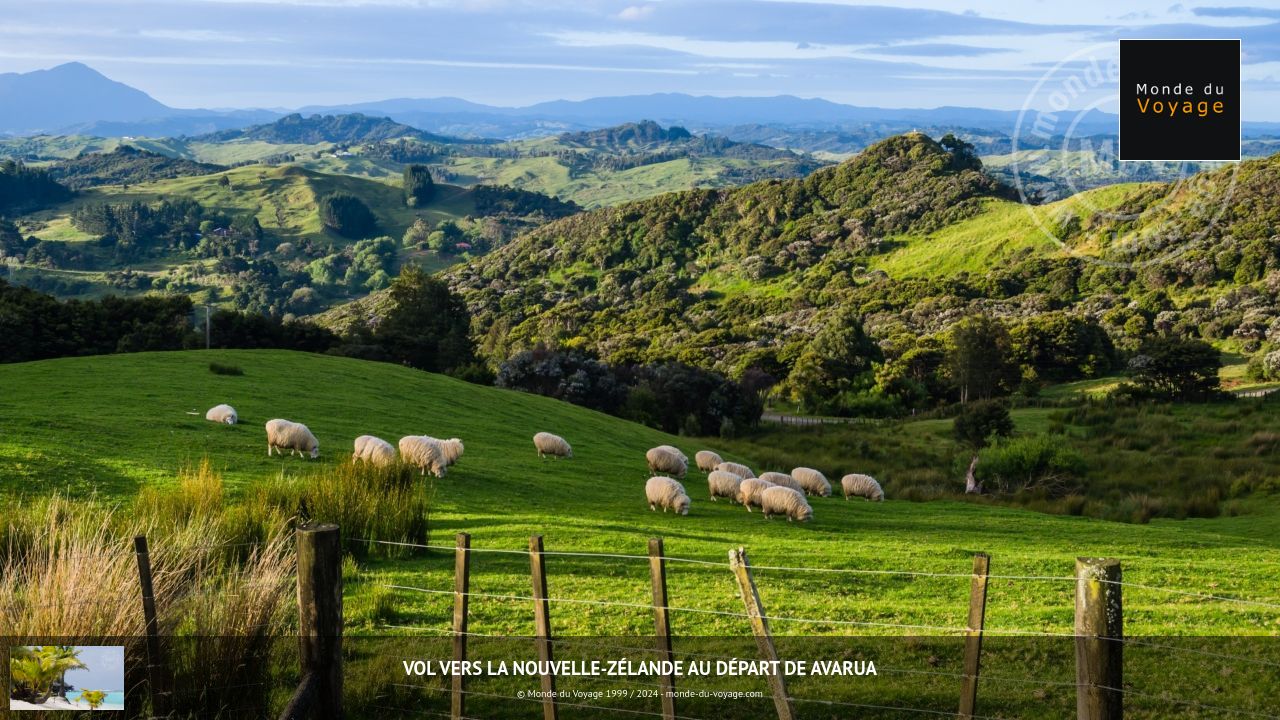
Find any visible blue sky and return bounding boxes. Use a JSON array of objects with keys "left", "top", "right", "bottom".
[
  {"left": 1, "top": 1, "right": 1278, "bottom": 117},
  {"left": 61, "top": 646, "right": 125, "bottom": 693}
]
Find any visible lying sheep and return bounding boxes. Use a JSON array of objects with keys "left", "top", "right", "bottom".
[
  {"left": 399, "top": 435, "right": 449, "bottom": 477},
  {"left": 841, "top": 473, "right": 884, "bottom": 502},
  {"left": 791, "top": 467, "right": 832, "bottom": 497},
  {"left": 716, "top": 461, "right": 756, "bottom": 479},
  {"left": 737, "top": 477, "right": 776, "bottom": 512},
  {"left": 353, "top": 435, "right": 396, "bottom": 467},
  {"left": 760, "top": 486, "right": 813, "bottom": 522},
  {"left": 206, "top": 404, "right": 238, "bottom": 425},
  {"left": 645, "top": 476, "right": 691, "bottom": 516},
  {"left": 439, "top": 438, "right": 465, "bottom": 466},
  {"left": 265, "top": 419, "right": 319, "bottom": 459},
  {"left": 533, "top": 432, "right": 573, "bottom": 459},
  {"left": 707, "top": 470, "right": 743, "bottom": 503},
  {"left": 646, "top": 446, "right": 688, "bottom": 478},
  {"left": 759, "top": 471, "right": 804, "bottom": 493},
  {"left": 695, "top": 450, "right": 723, "bottom": 473}
]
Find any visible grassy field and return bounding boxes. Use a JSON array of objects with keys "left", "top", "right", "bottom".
[{"left": 1, "top": 349, "right": 1278, "bottom": 644}]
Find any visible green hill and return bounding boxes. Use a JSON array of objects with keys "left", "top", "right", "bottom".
[
  {"left": 48, "top": 145, "right": 226, "bottom": 189},
  {"left": 1, "top": 349, "right": 1278, "bottom": 641},
  {"left": 195, "top": 112, "right": 473, "bottom": 145}
]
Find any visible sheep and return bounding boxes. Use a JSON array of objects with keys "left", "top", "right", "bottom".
[
  {"left": 205, "top": 404, "right": 238, "bottom": 425},
  {"left": 439, "top": 438, "right": 465, "bottom": 466},
  {"left": 760, "top": 486, "right": 813, "bottom": 522},
  {"left": 646, "top": 446, "right": 688, "bottom": 478},
  {"left": 656, "top": 445, "right": 688, "bottom": 463},
  {"left": 353, "top": 435, "right": 396, "bottom": 467},
  {"left": 265, "top": 419, "right": 319, "bottom": 459},
  {"left": 716, "top": 461, "right": 756, "bottom": 479},
  {"left": 841, "top": 473, "right": 884, "bottom": 502},
  {"left": 695, "top": 450, "right": 723, "bottom": 473},
  {"left": 707, "top": 470, "right": 743, "bottom": 503},
  {"left": 399, "top": 435, "right": 449, "bottom": 477},
  {"left": 533, "top": 432, "right": 573, "bottom": 459},
  {"left": 737, "top": 477, "right": 776, "bottom": 512},
  {"left": 645, "top": 476, "right": 691, "bottom": 515},
  {"left": 759, "top": 471, "right": 804, "bottom": 493},
  {"left": 791, "top": 467, "right": 832, "bottom": 497}
]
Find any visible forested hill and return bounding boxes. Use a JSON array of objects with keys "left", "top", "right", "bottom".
[
  {"left": 49, "top": 146, "right": 225, "bottom": 189},
  {"left": 447, "top": 132, "right": 1280, "bottom": 415},
  {"left": 559, "top": 119, "right": 814, "bottom": 162},
  {"left": 196, "top": 113, "right": 475, "bottom": 145}
]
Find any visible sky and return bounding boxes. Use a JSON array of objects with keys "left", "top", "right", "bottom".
[
  {"left": 60, "top": 646, "right": 125, "bottom": 693},
  {"left": 0, "top": 0, "right": 1279, "bottom": 117}
]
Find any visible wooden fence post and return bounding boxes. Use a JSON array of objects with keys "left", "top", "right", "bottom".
[
  {"left": 452, "top": 533, "right": 471, "bottom": 720},
  {"left": 529, "top": 535, "right": 558, "bottom": 720},
  {"left": 296, "top": 523, "right": 343, "bottom": 720},
  {"left": 134, "top": 535, "right": 168, "bottom": 717},
  {"left": 1075, "top": 558, "right": 1122, "bottom": 720},
  {"left": 728, "top": 547, "right": 795, "bottom": 720},
  {"left": 648, "top": 538, "right": 677, "bottom": 720},
  {"left": 958, "top": 552, "right": 990, "bottom": 719}
]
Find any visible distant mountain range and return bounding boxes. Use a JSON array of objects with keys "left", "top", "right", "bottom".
[{"left": 4, "top": 62, "right": 1280, "bottom": 144}]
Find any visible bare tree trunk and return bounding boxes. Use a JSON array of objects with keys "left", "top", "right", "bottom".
[{"left": 964, "top": 453, "right": 982, "bottom": 494}]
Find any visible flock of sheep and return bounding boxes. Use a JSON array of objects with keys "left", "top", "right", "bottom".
[
  {"left": 204, "top": 407, "right": 881, "bottom": 524},
  {"left": 641, "top": 446, "right": 883, "bottom": 523}
]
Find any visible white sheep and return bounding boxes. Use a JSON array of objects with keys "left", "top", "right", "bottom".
[
  {"left": 695, "top": 450, "right": 723, "bottom": 473},
  {"left": 205, "top": 404, "right": 238, "bottom": 425},
  {"left": 791, "top": 467, "right": 832, "bottom": 497},
  {"left": 533, "top": 432, "right": 573, "bottom": 459},
  {"left": 646, "top": 446, "right": 688, "bottom": 478},
  {"left": 737, "top": 477, "right": 776, "bottom": 512},
  {"left": 656, "top": 445, "right": 689, "bottom": 464},
  {"left": 760, "top": 486, "right": 813, "bottom": 522},
  {"left": 707, "top": 470, "right": 742, "bottom": 503},
  {"left": 645, "top": 476, "right": 691, "bottom": 515},
  {"left": 759, "top": 471, "right": 804, "bottom": 493},
  {"left": 399, "top": 435, "right": 448, "bottom": 477},
  {"left": 841, "top": 473, "right": 884, "bottom": 502},
  {"left": 265, "top": 419, "right": 319, "bottom": 459},
  {"left": 716, "top": 461, "right": 755, "bottom": 479},
  {"left": 439, "top": 438, "right": 465, "bottom": 466},
  {"left": 353, "top": 435, "right": 396, "bottom": 467}
]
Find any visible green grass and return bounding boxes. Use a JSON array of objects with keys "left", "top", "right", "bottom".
[{"left": 1, "top": 349, "right": 1279, "bottom": 643}]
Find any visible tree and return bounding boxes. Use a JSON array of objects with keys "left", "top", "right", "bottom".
[
  {"left": 373, "top": 265, "right": 476, "bottom": 372},
  {"left": 953, "top": 399, "right": 1014, "bottom": 493},
  {"left": 403, "top": 164, "right": 434, "bottom": 206},
  {"left": 1127, "top": 336, "right": 1221, "bottom": 401},
  {"left": 78, "top": 690, "right": 107, "bottom": 710},
  {"left": 318, "top": 192, "right": 377, "bottom": 239},
  {"left": 944, "top": 314, "right": 1020, "bottom": 403},
  {"left": 787, "top": 307, "right": 881, "bottom": 412}
]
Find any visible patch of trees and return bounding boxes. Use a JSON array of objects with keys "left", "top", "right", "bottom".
[
  {"left": 0, "top": 160, "right": 72, "bottom": 215},
  {"left": 48, "top": 146, "right": 225, "bottom": 190},
  {"left": 403, "top": 164, "right": 434, "bottom": 206},
  {"left": 318, "top": 192, "right": 378, "bottom": 239},
  {"left": 471, "top": 185, "right": 580, "bottom": 219},
  {"left": 497, "top": 346, "right": 762, "bottom": 437},
  {"left": 197, "top": 113, "right": 468, "bottom": 145}
]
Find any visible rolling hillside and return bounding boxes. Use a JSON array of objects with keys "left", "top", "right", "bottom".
[{"left": 1, "top": 349, "right": 1277, "bottom": 645}]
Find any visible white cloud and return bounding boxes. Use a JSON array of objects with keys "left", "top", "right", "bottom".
[{"left": 618, "top": 5, "right": 653, "bottom": 21}]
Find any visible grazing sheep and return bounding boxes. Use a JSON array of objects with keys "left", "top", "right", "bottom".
[
  {"left": 841, "top": 474, "right": 884, "bottom": 502},
  {"left": 695, "top": 450, "right": 724, "bottom": 473},
  {"left": 533, "top": 432, "right": 573, "bottom": 459},
  {"left": 759, "top": 471, "right": 804, "bottom": 493},
  {"left": 399, "top": 435, "right": 449, "bottom": 477},
  {"left": 791, "top": 467, "right": 832, "bottom": 497},
  {"left": 439, "top": 438, "right": 465, "bottom": 466},
  {"left": 656, "top": 445, "right": 689, "bottom": 463},
  {"left": 645, "top": 476, "right": 691, "bottom": 515},
  {"left": 707, "top": 470, "right": 743, "bottom": 503},
  {"left": 760, "top": 486, "right": 814, "bottom": 522},
  {"left": 646, "top": 446, "right": 688, "bottom": 478},
  {"left": 265, "top": 419, "right": 319, "bottom": 459},
  {"left": 716, "top": 461, "right": 756, "bottom": 479},
  {"left": 205, "top": 404, "right": 238, "bottom": 425},
  {"left": 353, "top": 435, "right": 396, "bottom": 467},
  {"left": 737, "top": 477, "right": 776, "bottom": 512}
]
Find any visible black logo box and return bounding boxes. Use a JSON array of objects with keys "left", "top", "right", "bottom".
[{"left": 1119, "top": 39, "right": 1241, "bottom": 162}]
